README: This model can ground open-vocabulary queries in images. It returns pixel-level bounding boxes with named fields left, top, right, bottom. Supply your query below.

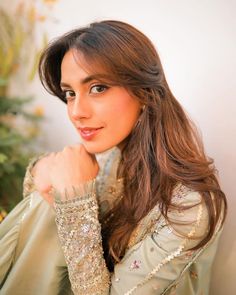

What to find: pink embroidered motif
left=129, top=260, right=141, bottom=270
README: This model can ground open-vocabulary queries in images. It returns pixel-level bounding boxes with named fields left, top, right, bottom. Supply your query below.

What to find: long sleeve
left=0, top=154, right=44, bottom=283
left=54, top=181, right=110, bottom=295
left=54, top=181, right=222, bottom=295
left=0, top=195, right=32, bottom=285
left=0, top=154, right=74, bottom=295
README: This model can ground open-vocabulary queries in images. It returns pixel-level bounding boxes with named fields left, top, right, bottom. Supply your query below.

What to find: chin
left=82, top=142, right=117, bottom=155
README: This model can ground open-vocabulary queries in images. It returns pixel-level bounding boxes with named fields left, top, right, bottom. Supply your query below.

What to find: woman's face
left=60, top=49, right=142, bottom=154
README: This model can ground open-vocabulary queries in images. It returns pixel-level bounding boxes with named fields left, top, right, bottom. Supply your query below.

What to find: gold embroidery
left=124, top=203, right=203, bottom=295
left=127, top=183, right=194, bottom=249
left=54, top=184, right=110, bottom=294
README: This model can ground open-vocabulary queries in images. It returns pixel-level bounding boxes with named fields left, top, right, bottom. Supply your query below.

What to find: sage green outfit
left=0, top=148, right=223, bottom=294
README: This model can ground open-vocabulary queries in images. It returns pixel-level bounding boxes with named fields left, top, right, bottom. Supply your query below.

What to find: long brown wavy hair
left=39, top=20, right=227, bottom=271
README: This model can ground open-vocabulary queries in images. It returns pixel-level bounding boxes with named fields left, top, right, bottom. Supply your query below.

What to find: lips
left=77, top=127, right=103, bottom=141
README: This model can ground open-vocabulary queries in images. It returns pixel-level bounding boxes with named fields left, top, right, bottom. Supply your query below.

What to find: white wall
left=16, top=0, right=236, bottom=293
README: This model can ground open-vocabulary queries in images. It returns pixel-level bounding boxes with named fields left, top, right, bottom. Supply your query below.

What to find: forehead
left=60, top=49, right=121, bottom=90
left=61, top=49, right=109, bottom=79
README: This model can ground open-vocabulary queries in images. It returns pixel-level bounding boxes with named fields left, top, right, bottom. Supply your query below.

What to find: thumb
left=41, top=191, right=54, bottom=205
left=40, top=185, right=54, bottom=205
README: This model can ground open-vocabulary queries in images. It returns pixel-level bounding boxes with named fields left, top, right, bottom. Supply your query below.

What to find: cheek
left=104, top=99, right=140, bottom=129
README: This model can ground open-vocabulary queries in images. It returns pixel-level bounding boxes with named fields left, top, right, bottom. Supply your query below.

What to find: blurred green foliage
left=0, top=3, right=47, bottom=213
left=0, top=96, right=43, bottom=212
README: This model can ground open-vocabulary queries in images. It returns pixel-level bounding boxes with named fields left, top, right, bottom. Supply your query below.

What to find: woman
left=0, top=20, right=226, bottom=295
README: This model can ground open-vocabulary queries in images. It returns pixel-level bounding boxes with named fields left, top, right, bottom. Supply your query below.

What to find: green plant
left=0, top=96, right=44, bottom=212
left=0, top=1, right=56, bottom=213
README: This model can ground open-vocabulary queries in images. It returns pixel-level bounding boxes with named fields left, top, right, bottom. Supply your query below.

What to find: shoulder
left=128, top=184, right=209, bottom=251
left=113, top=185, right=221, bottom=295
left=171, top=183, right=202, bottom=205
left=165, top=184, right=209, bottom=244
left=168, top=183, right=207, bottom=231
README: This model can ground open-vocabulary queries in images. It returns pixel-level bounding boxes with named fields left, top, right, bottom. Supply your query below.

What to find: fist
left=49, top=144, right=99, bottom=197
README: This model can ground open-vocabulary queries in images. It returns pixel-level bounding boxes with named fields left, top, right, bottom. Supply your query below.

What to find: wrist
left=52, top=178, right=96, bottom=202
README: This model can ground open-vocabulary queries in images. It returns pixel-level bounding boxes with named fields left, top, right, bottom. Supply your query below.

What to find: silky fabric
left=0, top=148, right=223, bottom=294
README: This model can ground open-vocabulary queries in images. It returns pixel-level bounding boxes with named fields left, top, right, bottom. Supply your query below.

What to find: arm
left=37, top=145, right=214, bottom=294
left=55, top=185, right=214, bottom=295
left=28, top=145, right=106, bottom=294
left=54, top=181, right=110, bottom=295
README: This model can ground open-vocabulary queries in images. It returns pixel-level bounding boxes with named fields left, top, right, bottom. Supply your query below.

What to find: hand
left=49, top=144, right=99, bottom=198
left=32, top=153, right=56, bottom=205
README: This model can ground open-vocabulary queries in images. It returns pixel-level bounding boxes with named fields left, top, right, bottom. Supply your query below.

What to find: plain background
left=7, top=0, right=236, bottom=294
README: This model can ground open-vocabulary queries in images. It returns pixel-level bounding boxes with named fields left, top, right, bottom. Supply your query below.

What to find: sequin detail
left=48, top=149, right=221, bottom=295
left=54, top=185, right=110, bottom=294
left=124, top=204, right=203, bottom=295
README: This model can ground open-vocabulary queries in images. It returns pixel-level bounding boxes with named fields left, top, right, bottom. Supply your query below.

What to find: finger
left=41, top=191, right=54, bottom=206
left=35, top=182, right=53, bottom=195
left=44, top=184, right=53, bottom=193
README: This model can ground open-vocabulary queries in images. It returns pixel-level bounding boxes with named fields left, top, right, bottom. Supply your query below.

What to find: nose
left=70, top=93, right=92, bottom=120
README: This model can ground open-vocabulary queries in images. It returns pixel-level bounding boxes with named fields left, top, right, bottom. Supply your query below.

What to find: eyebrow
left=60, top=74, right=108, bottom=88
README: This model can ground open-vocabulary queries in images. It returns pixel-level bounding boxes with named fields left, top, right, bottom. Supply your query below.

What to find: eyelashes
left=63, top=90, right=75, bottom=101
left=90, top=84, right=109, bottom=94
left=62, top=84, right=109, bottom=101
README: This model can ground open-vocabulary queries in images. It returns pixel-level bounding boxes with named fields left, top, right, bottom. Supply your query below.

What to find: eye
left=90, top=84, right=109, bottom=94
left=63, top=90, right=75, bottom=101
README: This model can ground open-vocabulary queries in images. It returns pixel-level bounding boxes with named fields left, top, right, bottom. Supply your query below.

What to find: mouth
left=77, top=127, right=103, bottom=141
